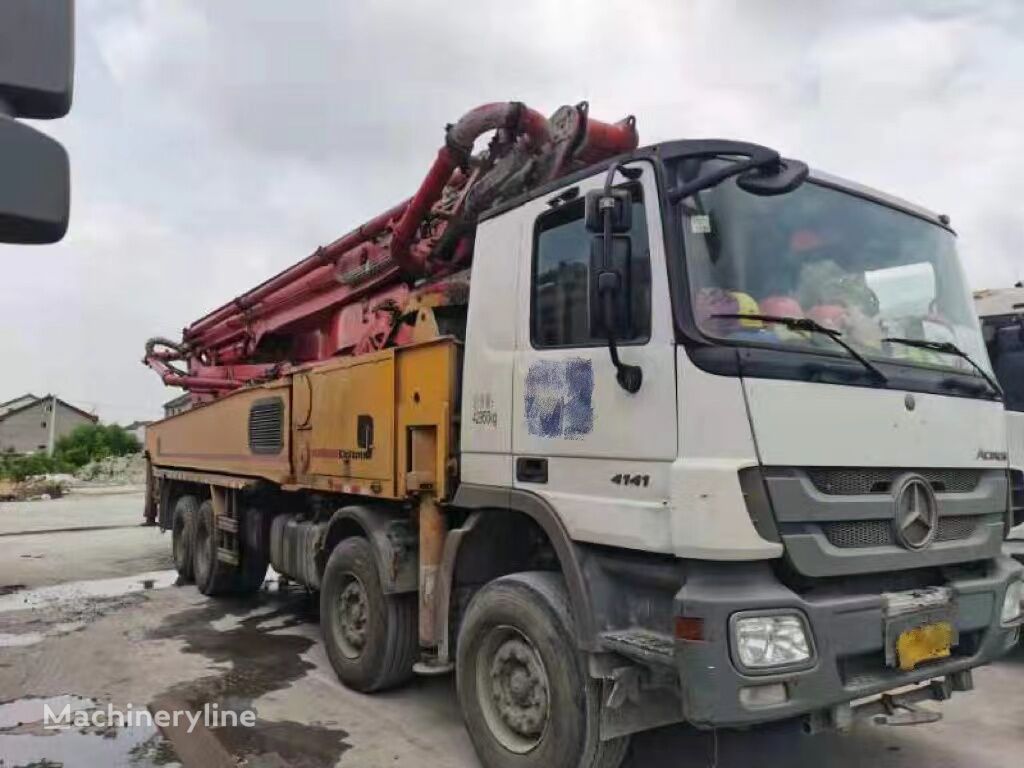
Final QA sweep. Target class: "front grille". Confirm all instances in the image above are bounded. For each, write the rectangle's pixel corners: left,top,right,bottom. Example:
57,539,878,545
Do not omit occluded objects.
824,516,980,549
824,519,893,548
936,515,979,542
1011,469,1024,527
807,468,981,496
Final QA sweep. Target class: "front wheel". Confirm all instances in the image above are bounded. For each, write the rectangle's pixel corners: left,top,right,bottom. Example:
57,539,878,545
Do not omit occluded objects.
320,537,418,692
456,572,629,768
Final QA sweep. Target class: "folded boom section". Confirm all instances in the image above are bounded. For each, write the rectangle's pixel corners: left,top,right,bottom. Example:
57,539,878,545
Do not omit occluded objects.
143,100,638,403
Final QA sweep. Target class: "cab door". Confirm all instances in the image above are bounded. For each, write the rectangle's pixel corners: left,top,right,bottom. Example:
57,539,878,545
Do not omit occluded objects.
511,161,678,554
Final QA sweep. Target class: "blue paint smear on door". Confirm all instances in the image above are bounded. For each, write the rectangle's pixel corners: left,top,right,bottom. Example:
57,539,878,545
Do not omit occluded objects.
524,358,594,439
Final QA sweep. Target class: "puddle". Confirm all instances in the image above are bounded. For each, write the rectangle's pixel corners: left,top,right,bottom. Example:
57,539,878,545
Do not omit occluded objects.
0,694,94,729
0,631,46,647
148,592,349,767
0,694,180,767
0,620,86,649
0,723,180,767
0,570,179,614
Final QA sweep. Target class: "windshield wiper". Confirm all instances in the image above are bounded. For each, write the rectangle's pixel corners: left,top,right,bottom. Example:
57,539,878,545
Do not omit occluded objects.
882,337,1004,398
711,313,888,383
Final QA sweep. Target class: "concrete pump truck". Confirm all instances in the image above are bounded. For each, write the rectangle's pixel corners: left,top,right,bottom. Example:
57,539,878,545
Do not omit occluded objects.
142,100,1023,768
974,285,1024,556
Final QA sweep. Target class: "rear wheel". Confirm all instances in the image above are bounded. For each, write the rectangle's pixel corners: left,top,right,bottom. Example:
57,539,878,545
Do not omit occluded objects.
234,506,269,594
171,495,197,582
320,537,417,692
192,499,237,596
456,572,629,768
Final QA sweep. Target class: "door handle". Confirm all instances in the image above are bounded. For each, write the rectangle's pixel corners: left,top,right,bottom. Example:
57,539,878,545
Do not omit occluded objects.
516,457,548,484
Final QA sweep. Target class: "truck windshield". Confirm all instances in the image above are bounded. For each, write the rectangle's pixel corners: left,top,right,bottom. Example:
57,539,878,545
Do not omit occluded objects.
680,168,990,379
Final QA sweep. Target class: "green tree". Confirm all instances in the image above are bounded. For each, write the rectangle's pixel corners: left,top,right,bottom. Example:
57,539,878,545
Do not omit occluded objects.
52,424,141,469
0,453,66,481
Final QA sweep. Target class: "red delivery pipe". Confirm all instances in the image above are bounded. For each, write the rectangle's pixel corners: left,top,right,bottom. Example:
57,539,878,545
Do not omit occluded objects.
388,102,551,276
187,202,408,340
574,115,639,165
161,374,243,392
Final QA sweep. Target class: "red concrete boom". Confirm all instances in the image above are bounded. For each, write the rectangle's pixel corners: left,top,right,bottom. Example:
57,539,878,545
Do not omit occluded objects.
144,101,638,400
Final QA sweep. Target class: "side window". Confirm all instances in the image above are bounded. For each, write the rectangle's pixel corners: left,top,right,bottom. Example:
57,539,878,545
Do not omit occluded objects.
531,187,651,347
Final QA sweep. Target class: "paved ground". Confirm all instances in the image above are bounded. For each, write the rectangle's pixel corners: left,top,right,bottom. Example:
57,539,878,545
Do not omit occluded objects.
1,491,1023,767
0,492,172,589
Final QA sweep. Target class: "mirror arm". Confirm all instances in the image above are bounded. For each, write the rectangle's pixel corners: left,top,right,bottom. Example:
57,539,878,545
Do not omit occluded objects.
603,290,643,393
668,152,777,203
599,163,643,394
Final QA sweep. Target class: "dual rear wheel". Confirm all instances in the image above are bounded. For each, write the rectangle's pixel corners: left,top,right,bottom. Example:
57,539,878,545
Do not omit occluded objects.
170,494,268,595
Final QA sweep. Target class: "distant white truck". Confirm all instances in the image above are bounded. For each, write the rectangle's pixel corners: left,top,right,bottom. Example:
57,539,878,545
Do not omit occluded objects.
975,286,1024,550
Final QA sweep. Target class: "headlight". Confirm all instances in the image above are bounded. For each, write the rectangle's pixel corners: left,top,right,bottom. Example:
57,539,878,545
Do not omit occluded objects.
1001,581,1024,624
734,614,812,669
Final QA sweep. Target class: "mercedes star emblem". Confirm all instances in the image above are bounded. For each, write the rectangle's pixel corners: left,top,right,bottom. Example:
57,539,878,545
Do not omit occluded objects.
893,474,939,550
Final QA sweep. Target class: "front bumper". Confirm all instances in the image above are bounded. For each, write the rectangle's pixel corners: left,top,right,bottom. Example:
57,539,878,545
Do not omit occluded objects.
674,556,1023,728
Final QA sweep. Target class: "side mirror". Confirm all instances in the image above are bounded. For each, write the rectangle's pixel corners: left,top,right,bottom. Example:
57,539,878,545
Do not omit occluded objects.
0,117,70,243
0,0,74,119
736,158,809,196
591,164,643,393
0,0,74,244
585,188,632,233
589,234,633,337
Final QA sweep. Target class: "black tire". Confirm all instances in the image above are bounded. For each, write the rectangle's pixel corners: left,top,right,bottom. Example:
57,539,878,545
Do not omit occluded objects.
456,572,629,768
192,499,237,596
320,537,417,692
171,495,197,582
234,506,269,595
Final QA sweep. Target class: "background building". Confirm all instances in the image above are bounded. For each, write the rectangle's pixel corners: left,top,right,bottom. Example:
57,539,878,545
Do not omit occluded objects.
0,394,98,455
123,420,153,444
162,393,192,418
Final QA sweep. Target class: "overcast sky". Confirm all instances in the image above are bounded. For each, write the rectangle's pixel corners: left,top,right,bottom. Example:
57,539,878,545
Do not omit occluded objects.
2,0,1023,422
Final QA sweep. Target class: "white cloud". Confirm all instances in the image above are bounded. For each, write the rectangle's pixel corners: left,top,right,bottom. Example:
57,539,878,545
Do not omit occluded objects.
2,0,1024,419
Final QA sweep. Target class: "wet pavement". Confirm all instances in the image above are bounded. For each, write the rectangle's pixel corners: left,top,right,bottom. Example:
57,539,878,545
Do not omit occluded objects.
2,491,1024,767
0,694,180,767
146,592,351,767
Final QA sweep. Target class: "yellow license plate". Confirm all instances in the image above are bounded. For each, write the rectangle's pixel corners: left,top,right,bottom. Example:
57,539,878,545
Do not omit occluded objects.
896,621,953,671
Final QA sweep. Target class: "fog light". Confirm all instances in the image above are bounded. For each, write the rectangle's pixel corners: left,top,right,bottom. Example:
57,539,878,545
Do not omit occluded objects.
1001,580,1024,625
739,683,788,708
734,614,812,669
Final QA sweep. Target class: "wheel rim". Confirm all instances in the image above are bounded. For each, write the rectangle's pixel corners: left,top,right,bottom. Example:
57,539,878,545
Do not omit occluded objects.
475,625,550,754
334,573,369,659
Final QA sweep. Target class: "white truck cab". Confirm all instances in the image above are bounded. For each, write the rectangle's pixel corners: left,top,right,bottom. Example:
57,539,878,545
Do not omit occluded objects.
457,140,1022,734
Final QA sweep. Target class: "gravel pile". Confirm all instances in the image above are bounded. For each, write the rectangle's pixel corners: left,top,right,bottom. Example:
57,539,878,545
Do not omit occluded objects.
72,454,147,486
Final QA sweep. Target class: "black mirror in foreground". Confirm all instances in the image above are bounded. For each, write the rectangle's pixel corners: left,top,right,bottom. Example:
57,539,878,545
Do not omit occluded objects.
0,0,74,244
